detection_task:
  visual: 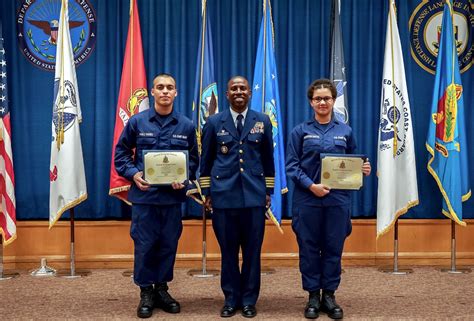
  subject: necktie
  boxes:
[236,114,244,136]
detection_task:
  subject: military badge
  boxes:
[221,146,228,154]
[250,121,264,134]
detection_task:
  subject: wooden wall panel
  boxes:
[2,219,474,270]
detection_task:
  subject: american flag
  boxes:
[0,25,16,245]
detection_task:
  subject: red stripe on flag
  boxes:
[0,115,16,244]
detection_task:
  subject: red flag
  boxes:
[0,33,16,245]
[109,0,149,203]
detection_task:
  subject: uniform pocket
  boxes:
[137,136,156,146]
[210,167,234,179]
[217,135,233,154]
[170,138,188,148]
[303,138,321,153]
[247,134,263,144]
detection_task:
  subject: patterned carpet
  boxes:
[1,267,474,320]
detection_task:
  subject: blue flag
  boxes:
[330,0,349,123]
[251,0,287,229]
[192,0,218,154]
[189,0,218,205]
[426,0,470,226]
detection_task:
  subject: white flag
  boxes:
[376,1,418,238]
[49,0,87,228]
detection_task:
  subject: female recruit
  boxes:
[286,79,371,319]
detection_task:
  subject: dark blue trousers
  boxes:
[131,203,183,287]
[292,205,352,292]
[212,207,265,307]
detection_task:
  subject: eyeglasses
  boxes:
[311,96,334,104]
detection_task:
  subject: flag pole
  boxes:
[439,220,471,274]
[56,208,91,278]
[0,237,19,280]
[379,219,413,274]
[188,0,218,278]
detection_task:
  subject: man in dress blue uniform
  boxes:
[286,79,371,319]
[199,76,275,318]
[115,73,199,318]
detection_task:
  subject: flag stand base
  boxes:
[438,267,471,274]
[438,221,471,274]
[187,268,219,278]
[30,258,56,277]
[56,269,91,278]
[122,270,133,277]
[378,266,413,275]
[0,271,20,280]
[260,267,276,275]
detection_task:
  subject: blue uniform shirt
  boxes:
[114,107,199,205]
[286,117,357,206]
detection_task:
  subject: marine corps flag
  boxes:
[189,0,218,204]
[376,0,418,238]
[109,0,149,203]
[426,0,470,226]
[251,0,287,232]
[49,0,87,228]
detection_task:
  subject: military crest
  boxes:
[378,81,410,156]
[409,0,472,74]
[16,0,97,71]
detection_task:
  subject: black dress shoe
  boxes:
[304,291,321,319]
[137,286,154,318]
[241,305,257,318]
[154,283,180,313]
[320,291,343,319]
[220,305,237,317]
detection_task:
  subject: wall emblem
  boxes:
[409,0,472,74]
[17,0,97,71]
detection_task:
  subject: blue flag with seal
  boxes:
[188,0,218,205]
[251,0,287,233]
[426,0,471,226]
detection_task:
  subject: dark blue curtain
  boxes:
[0,0,473,220]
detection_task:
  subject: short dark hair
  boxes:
[307,79,337,100]
[153,73,176,87]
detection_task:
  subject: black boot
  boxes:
[304,290,320,319]
[137,286,154,318]
[320,290,343,319]
[154,282,180,313]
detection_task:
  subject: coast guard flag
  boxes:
[189,0,218,204]
[109,0,149,204]
[49,0,87,228]
[330,0,349,123]
[376,1,418,238]
[0,24,16,245]
[251,0,287,231]
[426,0,470,226]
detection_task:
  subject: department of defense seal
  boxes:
[17,0,97,71]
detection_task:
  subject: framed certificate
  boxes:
[320,154,367,190]
[143,150,189,186]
